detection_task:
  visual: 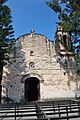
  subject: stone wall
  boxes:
[2,32,79,102]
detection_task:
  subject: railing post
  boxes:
[78,102,80,115]
[17,105,19,115]
[15,106,16,120]
[58,103,60,117]
[66,106,69,120]
[36,103,40,118]
[69,100,71,111]
[53,101,55,113]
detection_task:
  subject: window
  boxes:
[60,34,62,39]
[63,35,66,45]
[30,51,34,56]
[29,62,35,68]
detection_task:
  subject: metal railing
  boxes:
[0,99,80,120]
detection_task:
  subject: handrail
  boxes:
[0,100,80,120]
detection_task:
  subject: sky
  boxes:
[6,0,59,40]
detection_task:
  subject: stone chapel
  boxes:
[1,26,80,102]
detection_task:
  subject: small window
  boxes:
[30,51,34,56]
[29,62,35,68]
[64,72,66,75]
[60,34,62,39]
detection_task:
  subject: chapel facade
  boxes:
[1,26,80,102]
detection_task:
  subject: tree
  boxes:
[0,0,14,102]
[46,0,80,74]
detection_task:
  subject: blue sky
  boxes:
[6,0,59,40]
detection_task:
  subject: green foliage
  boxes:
[46,0,80,74]
[46,0,62,13]
[75,54,80,74]
[0,0,15,81]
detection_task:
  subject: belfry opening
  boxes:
[25,77,40,101]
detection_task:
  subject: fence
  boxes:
[0,99,80,120]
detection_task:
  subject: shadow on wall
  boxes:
[2,37,27,103]
[55,50,79,92]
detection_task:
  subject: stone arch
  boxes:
[21,73,44,101]
[21,73,44,83]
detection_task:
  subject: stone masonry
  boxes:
[2,28,80,102]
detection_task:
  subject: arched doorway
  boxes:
[25,77,40,101]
